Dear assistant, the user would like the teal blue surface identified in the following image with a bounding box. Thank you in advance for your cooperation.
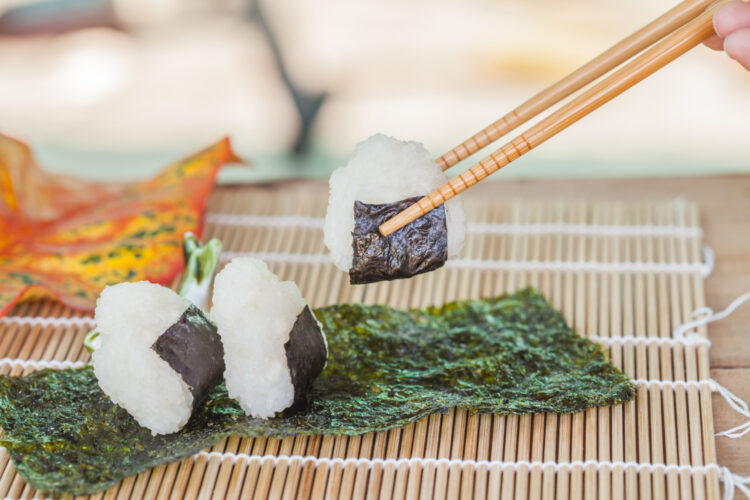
[32,142,745,184]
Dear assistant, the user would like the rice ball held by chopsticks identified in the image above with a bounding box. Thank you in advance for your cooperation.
[324,134,466,284]
[211,257,328,418]
[92,281,224,435]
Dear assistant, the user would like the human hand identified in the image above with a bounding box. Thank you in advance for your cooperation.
[704,1,750,70]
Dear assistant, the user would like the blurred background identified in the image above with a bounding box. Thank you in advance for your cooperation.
[1,0,748,183]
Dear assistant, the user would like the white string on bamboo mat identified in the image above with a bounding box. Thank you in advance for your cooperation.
[468,222,705,237]
[205,213,704,238]
[704,244,716,277]
[674,292,750,340]
[0,316,94,328]
[634,379,750,438]
[195,450,719,474]
[636,378,750,439]
[447,255,713,276]
[194,451,749,500]
[0,467,747,500]
[218,249,714,277]
[0,358,87,370]
[205,213,325,229]
[723,468,750,500]
[590,335,711,347]
[670,291,750,439]
[596,290,750,354]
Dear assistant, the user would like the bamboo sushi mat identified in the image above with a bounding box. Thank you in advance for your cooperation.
[0,187,721,499]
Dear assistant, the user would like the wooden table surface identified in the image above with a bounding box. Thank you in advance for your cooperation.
[251,174,750,475]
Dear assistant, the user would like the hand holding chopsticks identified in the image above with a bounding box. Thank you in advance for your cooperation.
[379,0,733,237]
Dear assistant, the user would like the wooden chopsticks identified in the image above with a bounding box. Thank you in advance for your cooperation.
[379,0,727,237]
[434,0,716,172]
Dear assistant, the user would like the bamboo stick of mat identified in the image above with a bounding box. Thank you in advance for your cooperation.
[379,0,730,237]
[435,0,713,171]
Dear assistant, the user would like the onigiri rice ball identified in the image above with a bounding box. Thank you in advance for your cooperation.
[324,134,466,275]
[93,281,224,435]
[211,258,328,418]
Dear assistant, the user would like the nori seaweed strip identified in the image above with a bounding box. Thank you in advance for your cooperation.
[151,305,224,407]
[284,306,328,409]
[350,196,447,284]
[85,233,221,355]
[0,289,635,496]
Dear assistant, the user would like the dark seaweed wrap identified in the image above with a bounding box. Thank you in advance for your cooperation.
[151,304,224,408]
[350,196,447,284]
[284,306,328,409]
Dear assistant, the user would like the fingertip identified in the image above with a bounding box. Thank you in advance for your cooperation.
[704,34,725,50]
[714,0,750,38]
[724,28,750,70]
[714,3,723,37]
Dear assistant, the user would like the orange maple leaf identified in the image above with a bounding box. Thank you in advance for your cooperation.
[0,135,241,316]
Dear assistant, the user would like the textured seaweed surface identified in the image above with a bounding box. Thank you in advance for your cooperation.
[350,196,447,284]
[285,306,328,408]
[0,289,633,495]
[153,304,224,408]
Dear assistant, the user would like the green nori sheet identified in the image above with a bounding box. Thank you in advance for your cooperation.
[0,289,634,496]
[350,196,447,284]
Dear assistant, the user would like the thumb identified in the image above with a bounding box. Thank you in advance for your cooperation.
[724,29,750,69]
